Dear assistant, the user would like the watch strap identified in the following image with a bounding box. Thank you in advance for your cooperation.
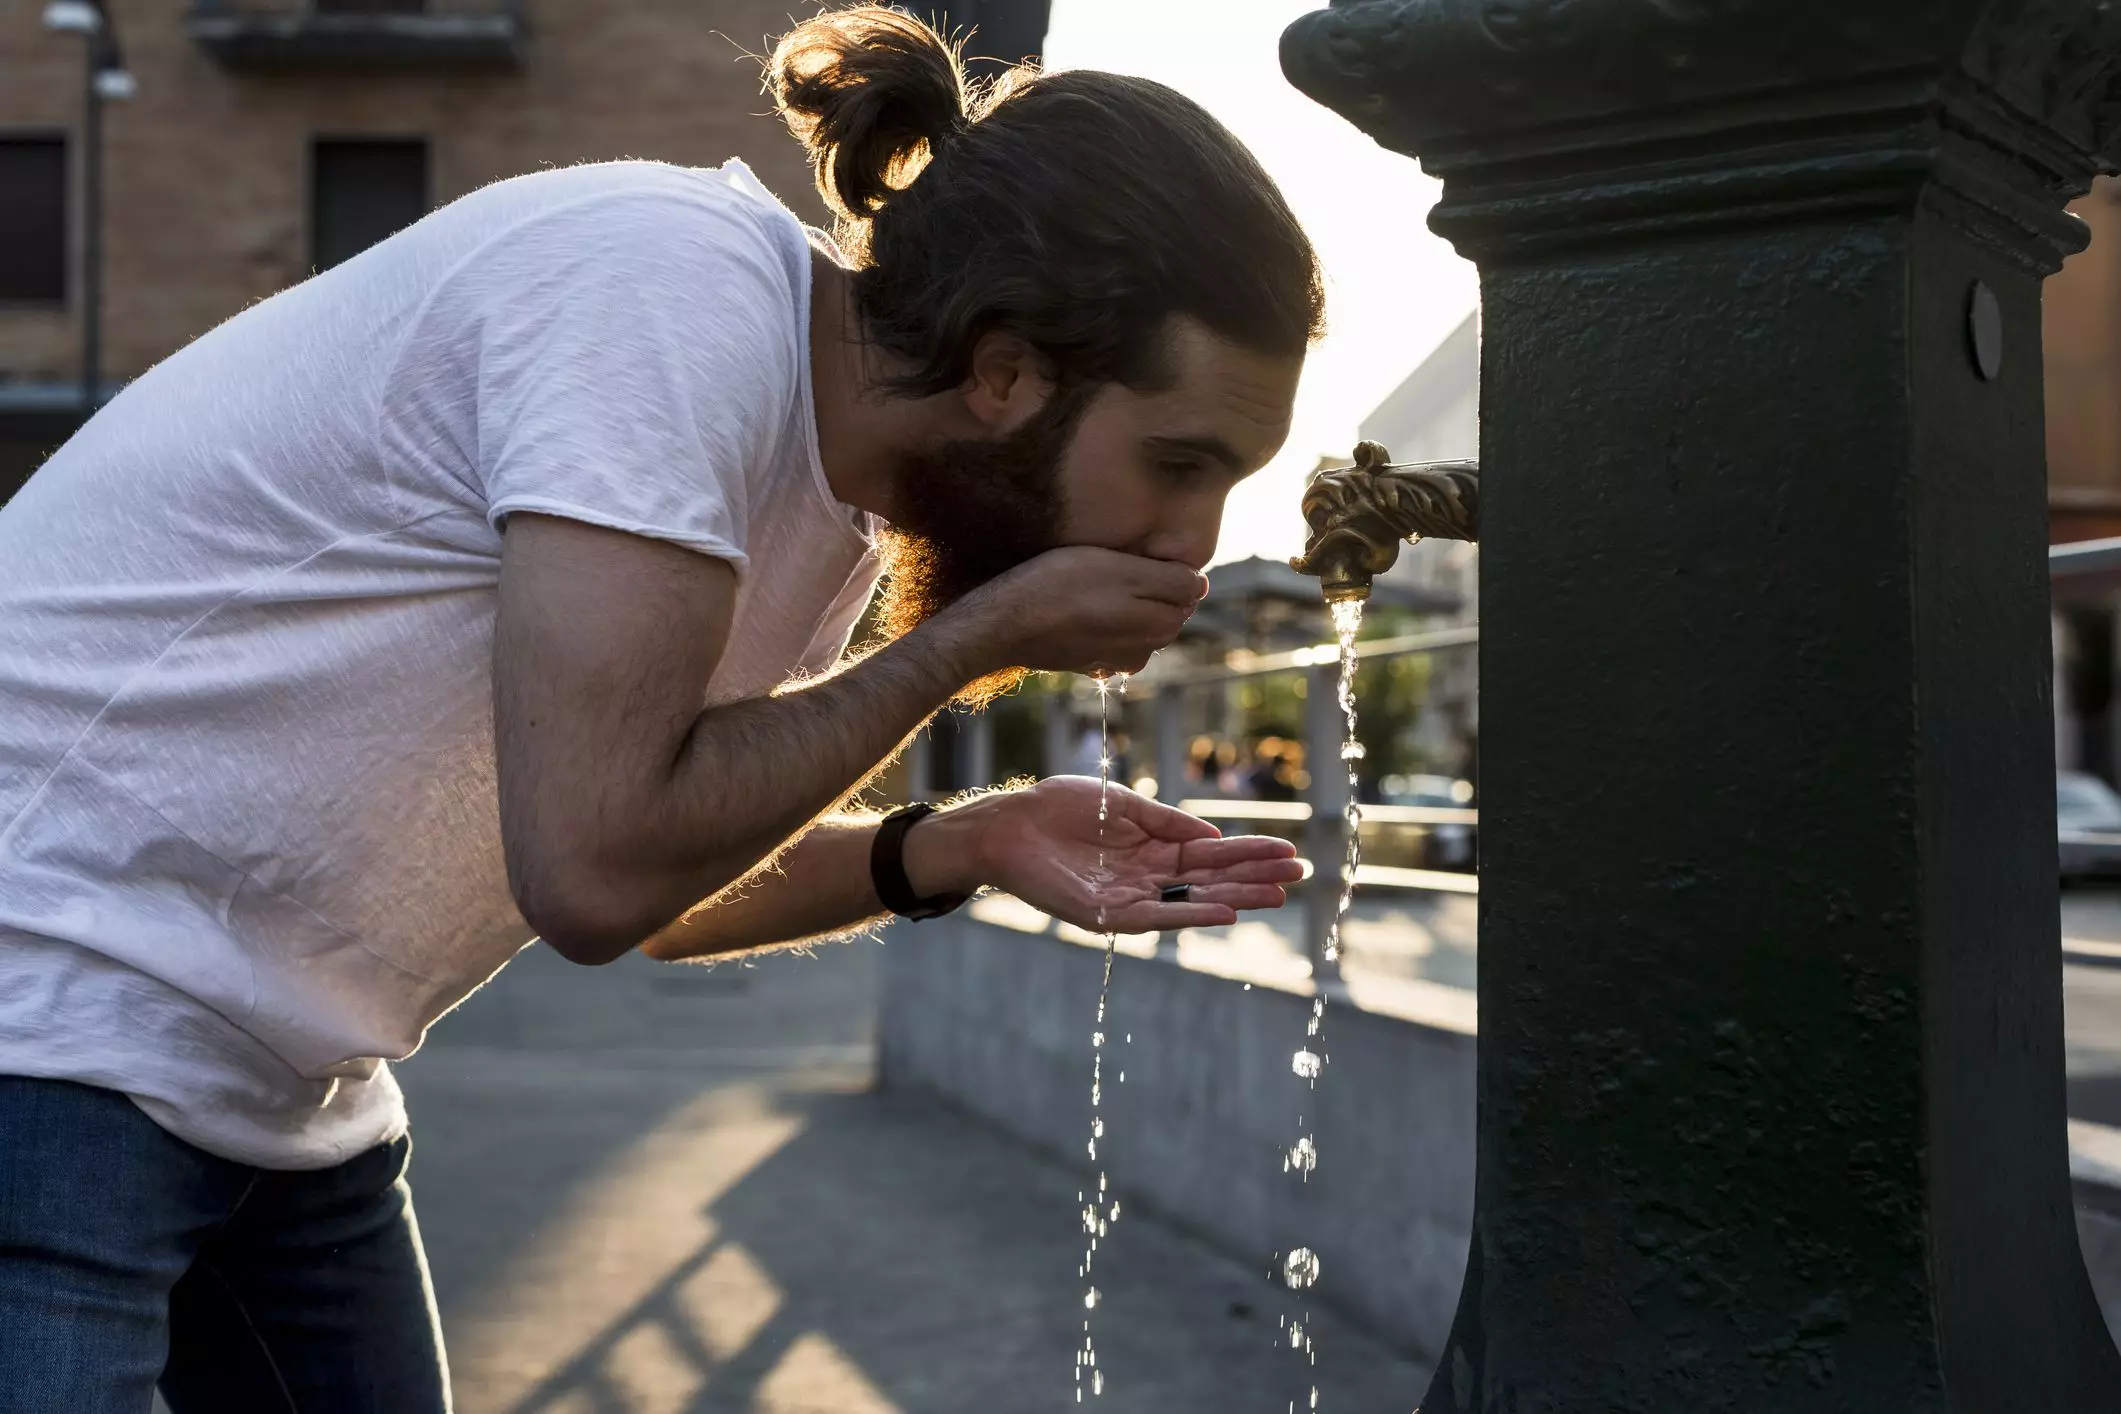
[872,802,970,921]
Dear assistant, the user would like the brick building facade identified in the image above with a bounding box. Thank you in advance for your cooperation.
[0,0,1047,486]
[2049,182,2121,544]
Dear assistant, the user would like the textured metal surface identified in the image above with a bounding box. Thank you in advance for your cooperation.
[1282,1,2121,1408]
[1968,280,2005,381]
[1283,0,2121,271]
[1292,441,1481,602]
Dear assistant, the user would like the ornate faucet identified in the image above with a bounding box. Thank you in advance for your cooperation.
[1290,441,1481,603]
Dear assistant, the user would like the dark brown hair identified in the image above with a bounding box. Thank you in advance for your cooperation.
[768,6,1325,398]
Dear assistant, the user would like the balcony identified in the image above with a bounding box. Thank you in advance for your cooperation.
[186,1,524,72]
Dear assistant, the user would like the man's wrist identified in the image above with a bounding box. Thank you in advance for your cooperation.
[898,795,1000,901]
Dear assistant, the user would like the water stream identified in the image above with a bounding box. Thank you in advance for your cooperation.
[1279,597,1366,1412]
[1076,673,1126,1401]
[1068,601,1364,1408]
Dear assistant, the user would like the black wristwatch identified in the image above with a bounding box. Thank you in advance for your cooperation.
[871,802,970,921]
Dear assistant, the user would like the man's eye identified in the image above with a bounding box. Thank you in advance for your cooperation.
[1158,460,1205,479]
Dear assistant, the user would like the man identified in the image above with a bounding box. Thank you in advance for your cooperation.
[0,8,1323,1408]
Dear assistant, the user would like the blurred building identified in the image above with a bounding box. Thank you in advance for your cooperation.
[0,0,1050,494]
[1356,310,1480,779]
[2043,182,2121,781]
[1180,553,1455,657]
[2049,182,2121,545]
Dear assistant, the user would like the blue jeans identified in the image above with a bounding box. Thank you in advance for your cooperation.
[0,1075,450,1413]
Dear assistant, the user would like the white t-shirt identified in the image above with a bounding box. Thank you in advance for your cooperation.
[0,159,880,1169]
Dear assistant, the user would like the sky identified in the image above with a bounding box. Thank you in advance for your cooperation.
[1039,0,1480,568]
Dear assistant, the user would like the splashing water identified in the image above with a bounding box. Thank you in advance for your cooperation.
[1276,598,1366,1413]
[1077,673,1127,1401]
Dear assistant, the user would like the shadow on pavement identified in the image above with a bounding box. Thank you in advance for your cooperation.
[493,1087,1424,1414]
[398,939,1425,1413]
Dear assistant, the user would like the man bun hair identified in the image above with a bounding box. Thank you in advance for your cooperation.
[768,6,1325,400]
[767,7,975,233]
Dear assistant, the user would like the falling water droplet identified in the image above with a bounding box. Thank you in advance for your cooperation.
[1284,1248,1321,1290]
[1286,1135,1317,1175]
[1291,1049,1322,1080]
[1085,1287,1101,1309]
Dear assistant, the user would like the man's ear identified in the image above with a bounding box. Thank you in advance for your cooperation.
[960,330,1055,435]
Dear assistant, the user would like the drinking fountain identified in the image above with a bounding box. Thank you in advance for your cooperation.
[1290,440,1480,601]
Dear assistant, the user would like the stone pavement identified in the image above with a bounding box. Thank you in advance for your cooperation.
[394,938,1429,1414]
[143,885,2121,1414]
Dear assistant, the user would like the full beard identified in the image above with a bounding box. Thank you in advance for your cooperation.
[870,388,1086,710]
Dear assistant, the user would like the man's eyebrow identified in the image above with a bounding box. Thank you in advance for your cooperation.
[1143,434,1248,474]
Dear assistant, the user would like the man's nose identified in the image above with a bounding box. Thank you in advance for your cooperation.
[1150,518,1221,576]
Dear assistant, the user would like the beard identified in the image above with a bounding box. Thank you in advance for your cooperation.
[870,387,1087,709]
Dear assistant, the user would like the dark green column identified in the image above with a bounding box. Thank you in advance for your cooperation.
[1282,4,2121,1408]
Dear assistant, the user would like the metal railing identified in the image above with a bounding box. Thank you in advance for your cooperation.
[906,626,1482,991]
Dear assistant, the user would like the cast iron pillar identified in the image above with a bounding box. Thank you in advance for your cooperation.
[1282,3,2121,1409]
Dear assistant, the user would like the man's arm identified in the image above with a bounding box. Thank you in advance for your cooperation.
[495,515,970,964]
[493,515,1207,965]
[637,814,890,961]
[641,780,1308,963]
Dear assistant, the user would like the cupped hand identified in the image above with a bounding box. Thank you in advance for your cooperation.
[980,776,1305,933]
[944,547,1209,680]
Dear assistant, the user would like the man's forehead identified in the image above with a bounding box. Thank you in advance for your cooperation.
[1138,325,1301,460]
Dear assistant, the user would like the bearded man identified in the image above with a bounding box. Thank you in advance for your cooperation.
[0,8,1323,1409]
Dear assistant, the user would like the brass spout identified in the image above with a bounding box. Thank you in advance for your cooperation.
[1290,441,1480,604]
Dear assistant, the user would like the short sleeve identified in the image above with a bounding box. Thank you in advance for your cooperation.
[398,185,806,572]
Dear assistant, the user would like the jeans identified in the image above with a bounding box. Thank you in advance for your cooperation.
[0,1075,451,1413]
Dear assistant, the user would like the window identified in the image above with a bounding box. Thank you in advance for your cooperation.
[311,138,429,273]
[0,137,67,305]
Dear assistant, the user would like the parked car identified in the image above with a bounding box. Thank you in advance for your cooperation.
[2059,771,2121,882]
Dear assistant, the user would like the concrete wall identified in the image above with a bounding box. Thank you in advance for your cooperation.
[878,905,1475,1361]
[883,908,2121,1366]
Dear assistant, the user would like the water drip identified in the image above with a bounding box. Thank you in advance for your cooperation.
[1076,673,1128,1400]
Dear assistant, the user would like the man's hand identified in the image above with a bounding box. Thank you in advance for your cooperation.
[933,547,1209,680]
[909,777,1305,934]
